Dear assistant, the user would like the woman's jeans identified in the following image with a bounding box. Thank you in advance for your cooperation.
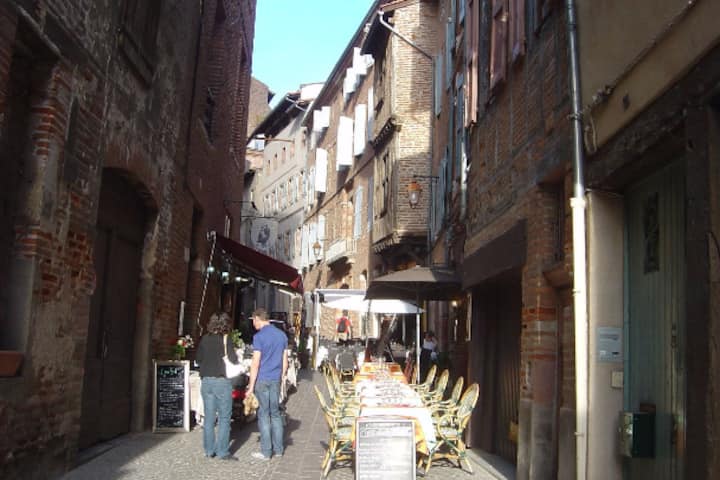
[201,377,232,457]
[255,380,284,457]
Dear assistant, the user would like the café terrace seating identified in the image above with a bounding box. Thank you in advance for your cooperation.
[418,383,480,474]
[314,385,355,478]
[428,375,464,419]
[316,360,479,477]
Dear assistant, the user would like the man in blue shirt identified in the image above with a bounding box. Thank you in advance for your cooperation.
[247,308,288,460]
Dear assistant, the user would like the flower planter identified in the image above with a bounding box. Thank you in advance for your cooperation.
[0,351,24,377]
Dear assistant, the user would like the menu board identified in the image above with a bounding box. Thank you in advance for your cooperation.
[355,418,415,480]
[153,360,190,432]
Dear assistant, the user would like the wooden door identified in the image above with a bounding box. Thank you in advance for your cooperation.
[79,173,145,448]
[625,160,685,480]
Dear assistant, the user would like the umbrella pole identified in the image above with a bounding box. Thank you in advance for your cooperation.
[416,293,421,383]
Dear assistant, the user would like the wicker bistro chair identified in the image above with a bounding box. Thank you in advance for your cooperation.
[419,383,480,474]
[428,376,464,419]
[314,386,356,477]
[420,369,449,404]
[411,364,437,394]
[323,370,359,413]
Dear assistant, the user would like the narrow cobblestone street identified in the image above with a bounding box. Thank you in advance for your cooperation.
[61,369,508,480]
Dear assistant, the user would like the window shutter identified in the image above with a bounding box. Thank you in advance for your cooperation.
[511,0,526,62]
[317,215,325,259]
[336,116,354,169]
[354,187,363,238]
[490,0,508,91]
[434,54,443,116]
[367,176,374,232]
[353,104,367,156]
[445,18,454,88]
[309,222,317,262]
[308,167,316,207]
[466,0,479,125]
[367,87,375,141]
[301,224,309,267]
[315,149,328,193]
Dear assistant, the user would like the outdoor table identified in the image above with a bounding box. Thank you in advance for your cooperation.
[354,378,437,454]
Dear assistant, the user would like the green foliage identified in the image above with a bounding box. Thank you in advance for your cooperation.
[229,329,244,349]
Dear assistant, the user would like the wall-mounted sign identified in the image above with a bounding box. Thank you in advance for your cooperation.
[597,326,623,363]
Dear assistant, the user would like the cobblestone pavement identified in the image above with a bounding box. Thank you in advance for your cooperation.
[62,370,508,480]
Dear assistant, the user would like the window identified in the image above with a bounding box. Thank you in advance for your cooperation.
[490,0,508,91]
[120,0,162,82]
[375,153,391,216]
[353,187,364,238]
[224,214,232,237]
[203,89,216,141]
[531,0,553,33]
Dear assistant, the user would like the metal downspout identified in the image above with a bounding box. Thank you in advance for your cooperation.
[565,0,589,479]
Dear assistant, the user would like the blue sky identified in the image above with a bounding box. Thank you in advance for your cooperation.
[252,0,376,105]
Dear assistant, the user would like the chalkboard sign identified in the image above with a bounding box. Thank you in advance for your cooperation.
[355,418,415,480]
[153,360,190,432]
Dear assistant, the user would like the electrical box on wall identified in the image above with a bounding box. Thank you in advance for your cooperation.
[619,411,655,458]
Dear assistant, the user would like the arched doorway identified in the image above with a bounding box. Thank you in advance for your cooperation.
[79,170,148,448]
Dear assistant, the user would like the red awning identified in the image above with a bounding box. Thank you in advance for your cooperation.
[215,234,303,294]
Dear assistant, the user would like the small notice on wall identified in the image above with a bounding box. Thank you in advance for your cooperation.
[355,418,415,480]
[597,327,623,363]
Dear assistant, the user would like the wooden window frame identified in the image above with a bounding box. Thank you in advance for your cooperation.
[489,0,508,91]
[119,0,162,84]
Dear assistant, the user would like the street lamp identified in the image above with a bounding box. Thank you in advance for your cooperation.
[408,180,422,208]
[312,240,322,263]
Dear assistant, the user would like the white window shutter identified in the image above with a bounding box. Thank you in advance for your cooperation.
[317,214,326,258]
[336,116,354,169]
[321,106,330,127]
[313,109,323,132]
[343,67,358,97]
[301,224,309,267]
[352,47,367,76]
[367,87,374,141]
[353,187,363,238]
[353,104,367,156]
[315,149,328,193]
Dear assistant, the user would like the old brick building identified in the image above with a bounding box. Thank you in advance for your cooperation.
[301,5,379,340]
[0,1,256,478]
[434,0,573,477]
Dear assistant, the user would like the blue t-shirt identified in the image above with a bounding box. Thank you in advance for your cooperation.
[253,323,288,382]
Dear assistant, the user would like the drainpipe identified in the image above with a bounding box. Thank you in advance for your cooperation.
[376,10,436,265]
[565,0,589,479]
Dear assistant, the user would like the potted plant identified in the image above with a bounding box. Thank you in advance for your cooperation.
[171,335,195,361]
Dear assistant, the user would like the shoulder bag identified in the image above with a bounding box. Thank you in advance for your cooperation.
[222,334,245,378]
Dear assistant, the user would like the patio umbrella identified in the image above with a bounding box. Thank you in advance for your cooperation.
[323,296,424,314]
[365,266,461,382]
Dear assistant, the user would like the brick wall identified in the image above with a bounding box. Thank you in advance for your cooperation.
[0,1,256,477]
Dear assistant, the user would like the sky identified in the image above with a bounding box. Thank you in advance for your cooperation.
[252,0,376,106]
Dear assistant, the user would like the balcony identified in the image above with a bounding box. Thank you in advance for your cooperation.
[324,238,356,265]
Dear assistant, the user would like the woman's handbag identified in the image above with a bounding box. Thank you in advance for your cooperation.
[222,334,245,378]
